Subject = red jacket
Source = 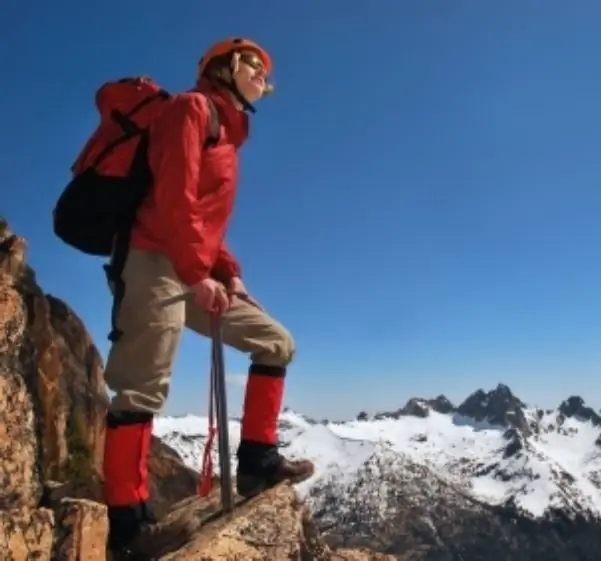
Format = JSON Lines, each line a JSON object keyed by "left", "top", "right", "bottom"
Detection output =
{"left": 130, "top": 80, "right": 248, "bottom": 287}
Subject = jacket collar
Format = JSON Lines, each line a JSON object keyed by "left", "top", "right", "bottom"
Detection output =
{"left": 193, "top": 78, "right": 249, "bottom": 148}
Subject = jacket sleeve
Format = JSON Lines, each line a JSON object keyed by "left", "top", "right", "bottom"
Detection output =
{"left": 211, "top": 242, "right": 242, "bottom": 284}
{"left": 148, "top": 94, "right": 232, "bottom": 287}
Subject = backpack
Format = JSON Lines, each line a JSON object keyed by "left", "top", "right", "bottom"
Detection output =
{"left": 52, "top": 76, "right": 221, "bottom": 341}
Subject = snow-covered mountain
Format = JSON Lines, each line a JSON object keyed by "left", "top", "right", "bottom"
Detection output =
{"left": 154, "top": 384, "right": 601, "bottom": 560}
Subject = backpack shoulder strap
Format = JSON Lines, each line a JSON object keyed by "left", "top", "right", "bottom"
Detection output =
{"left": 204, "top": 98, "right": 220, "bottom": 148}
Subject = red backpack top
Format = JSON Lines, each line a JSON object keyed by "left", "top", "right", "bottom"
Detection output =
{"left": 72, "top": 77, "right": 168, "bottom": 177}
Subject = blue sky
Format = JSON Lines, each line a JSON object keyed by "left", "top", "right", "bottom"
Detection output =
{"left": 2, "top": 1, "right": 601, "bottom": 420}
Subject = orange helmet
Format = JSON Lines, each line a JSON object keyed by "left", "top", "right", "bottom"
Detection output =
{"left": 198, "top": 37, "right": 272, "bottom": 76}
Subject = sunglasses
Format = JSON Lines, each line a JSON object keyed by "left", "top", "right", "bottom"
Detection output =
{"left": 239, "top": 53, "right": 265, "bottom": 72}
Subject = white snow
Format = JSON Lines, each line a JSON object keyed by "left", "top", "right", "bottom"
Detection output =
{"left": 153, "top": 404, "right": 601, "bottom": 519}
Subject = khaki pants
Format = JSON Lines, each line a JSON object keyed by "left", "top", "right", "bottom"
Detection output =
{"left": 104, "top": 249, "right": 295, "bottom": 414}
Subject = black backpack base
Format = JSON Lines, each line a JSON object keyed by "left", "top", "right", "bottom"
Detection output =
{"left": 53, "top": 167, "right": 151, "bottom": 258}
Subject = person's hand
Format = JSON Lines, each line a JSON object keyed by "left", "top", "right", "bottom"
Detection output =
{"left": 191, "top": 278, "right": 230, "bottom": 315}
{"left": 228, "top": 276, "right": 264, "bottom": 310}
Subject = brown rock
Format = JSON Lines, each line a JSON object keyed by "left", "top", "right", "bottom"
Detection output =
{"left": 42, "top": 479, "right": 104, "bottom": 507}
{"left": 45, "top": 294, "right": 108, "bottom": 476}
{"left": 0, "top": 220, "right": 108, "bottom": 501}
{"left": 53, "top": 498, "right": 108, "bottom": 561}
{"left": 153, "top": 482, "right": 390, "bottom": 561}
{"left": 0, "top": 508, "right": 54, "bottom": 560}
{"left": 0, "top": 218, "right": 108, "bottom": 560}
{"left": 154, "top": 482, "right": 316, "bottom": 560}
{"left": 30, "top": 285, "right": 70, "bottom": 481}
{"left": 0, "top": 266, "right": 44, "bottom": 511}
{"left": 0, "top": 221, "right": 28, "bottom": 279}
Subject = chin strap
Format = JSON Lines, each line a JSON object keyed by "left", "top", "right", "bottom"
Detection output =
{"left": 216, "top": 75, "right": 256, "bottom": 114}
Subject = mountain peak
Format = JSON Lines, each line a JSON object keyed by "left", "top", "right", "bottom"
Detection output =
{"left": 493, "top": 382, "right": 516, "bottom": 398}
{"left": 373, "top": 398, "right": 429, "bottom": 420}
{"left": 371, "top": 394, "right": 456, "bottom": 421}
{"left": 427, "top": 394, "right": 455, "bottom": 414}
{"left": 558, "top": 395, "right": 601, "bottom": 427}
{"left": 457, "top": 383, "right": 530, "bottom": 435}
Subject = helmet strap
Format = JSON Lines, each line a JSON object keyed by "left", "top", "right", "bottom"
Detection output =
{"left": 216, "top": 75, "right": 256, "bottom": 114}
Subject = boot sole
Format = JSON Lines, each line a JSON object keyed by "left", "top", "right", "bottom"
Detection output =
{"left": 237, "top": 470, "right": 314, "bottom": 499}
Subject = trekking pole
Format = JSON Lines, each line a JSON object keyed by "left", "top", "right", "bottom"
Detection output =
{"left": 210, "top": 314, "right": 235, "bottom": 517}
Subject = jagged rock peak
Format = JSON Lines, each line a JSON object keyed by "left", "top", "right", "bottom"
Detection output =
{"left": 457, "top": 383, "right": 530, "bottom": 435}
{"left": 559, "top": 395, "right": 601, "bottom": 427}
{"left": 356, "top": 410, "right": 369, "bottom": 421}
{"left": 373, "top": 397, "right": 430, "bottom": 420}
{"left": 427, "top": 394, "right": 455, "bottom": 414}
{"left": 400, "top": 398, "right": 430, "bottom": 418}
{"left": 366, "top": 394, "right": 456, "bottom": 421}
{"left": 502, "top": 427, "right": 525, "bottom": 459}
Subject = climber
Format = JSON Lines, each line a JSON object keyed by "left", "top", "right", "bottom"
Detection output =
{"left": 101, "top": 37, "right": 315, "bottom": 556}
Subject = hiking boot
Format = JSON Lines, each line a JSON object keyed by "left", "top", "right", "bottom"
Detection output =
{"left": 236, "top": 454, "right": 315, "bottom": 498}
{"left": 108, "top": 501, "right": 200, "bottom": 561}
{"left": 107, "top": 501, "right": 153, "bottom": 558}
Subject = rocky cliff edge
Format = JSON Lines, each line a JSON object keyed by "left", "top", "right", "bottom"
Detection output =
{"left": 0, "top": 218, "right": 392, "bottom": 561}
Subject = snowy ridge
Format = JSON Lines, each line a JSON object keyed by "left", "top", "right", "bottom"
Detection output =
{"left": 153, "top": 386, "right": 601, "bottom": 522}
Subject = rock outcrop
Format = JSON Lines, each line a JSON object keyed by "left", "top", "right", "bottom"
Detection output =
{"left": 0, "top": 218, "right": 388, "bottom": 560}
{"left": 0, "top": 217, "right": 109, "bottom": 560}
{"left": 372, "top": 395, "right": 455, "bottom": 421}
{"left": 154, "top": 482, "right": 395, "bottom": 561}
{"left": 558, "top": 395, "right": 601, "bottom": 427}
{"left": 456, "top": 383, "right": 532, "bottom": 436}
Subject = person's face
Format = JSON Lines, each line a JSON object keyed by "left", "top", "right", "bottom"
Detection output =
{"left": 233, "top": 51, "right": 268, "bottom": 103}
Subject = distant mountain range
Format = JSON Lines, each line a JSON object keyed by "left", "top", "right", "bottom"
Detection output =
{"left": 154, "top": 383, "right": 601, "bottom": 560}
